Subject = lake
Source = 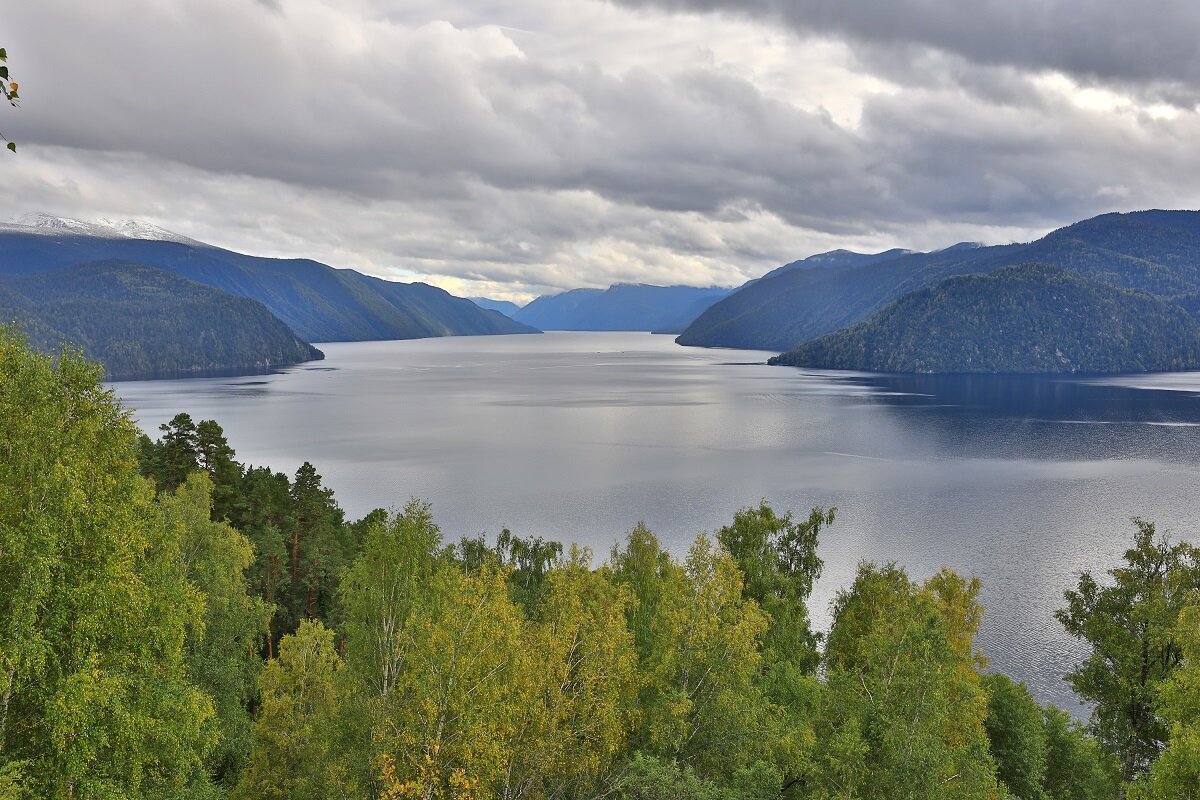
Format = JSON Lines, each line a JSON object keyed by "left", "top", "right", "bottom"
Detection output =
{"left": 113, "top": 332, "right": 1200, "bottom": 712}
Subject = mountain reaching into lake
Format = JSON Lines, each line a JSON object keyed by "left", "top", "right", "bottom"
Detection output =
{"left": 680, "top": 210, "right": 1200, "bottom": 352}
{"left": 0, "top": 215, "right": 537, "bottom": 342}
{"left": 0, "top": 261, "right": 323, "bottom": 380}
{"left": 677, "top": 245, "right": 1006, "bottom": 350}
{"left": 512, "top": 283, "right": 731, "bottom": 331}
{"left": 469, "top": 297, "right": 523, "bottom": 317}
{"left": 769, "top": 264, "right": 1200, "bottom": 374}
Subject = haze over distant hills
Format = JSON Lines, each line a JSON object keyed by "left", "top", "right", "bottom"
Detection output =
{"left": 0, "top": 215, "right": 537, "bottom": 343}
{"left": 681, "top": 210, "right": 1200, "bottom": 373}
{"left": 512, "top": 283, "right": 732, "bottom": 332}
{"left": 469, "top": 297, "right": 523, "bottom": 318}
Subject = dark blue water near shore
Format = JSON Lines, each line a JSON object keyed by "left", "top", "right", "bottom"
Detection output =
{"left": 113, "top": 333, "right": 1200, "bottom": 714}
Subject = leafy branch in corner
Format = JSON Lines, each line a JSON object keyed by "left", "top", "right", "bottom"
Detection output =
{"left": 1, "top": 48, "right": 19, "bottom": 152}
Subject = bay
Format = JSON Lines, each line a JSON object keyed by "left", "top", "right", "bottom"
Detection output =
{"left": 113, "top": 331, "right": 1200, "bottom": 712}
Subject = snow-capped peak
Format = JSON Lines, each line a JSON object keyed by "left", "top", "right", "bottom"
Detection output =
{"left": 10, "top": 213, "right": 104, "bottom": 234}
{"left": 95, "top": 218, "right": 201, "bottom": 244}
{"left": 2, "top": 213, "right": 202, "bottom": 245}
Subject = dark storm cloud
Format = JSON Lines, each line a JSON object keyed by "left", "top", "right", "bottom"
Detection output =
{"left": 612, "top": 0, "right": 1200, "bottom": 103}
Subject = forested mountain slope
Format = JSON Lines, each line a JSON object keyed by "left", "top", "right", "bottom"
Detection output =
{"left": 0, "top": 261, "right": 323, "bottom": 380}
{"left": 770, "top": 264, "right": 1200, "bottom": 374}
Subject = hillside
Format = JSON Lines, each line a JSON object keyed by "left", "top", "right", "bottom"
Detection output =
{"left": 679, "top": 210, "right": 1200, "bottom": 351}
{"left": 0, "top": 216, "right": 538, "bottom": 342}
{"left": 678, "top": 243, "right": 1022, "bottom": 350}
{"left": 769, "top": 264, "right": 1200, "bottom": 374}
{"left": 512, "top": 283, "right": 731, "bottom": 331}
{"left": 0, "top": 261, "right": 324, "bottom": 380}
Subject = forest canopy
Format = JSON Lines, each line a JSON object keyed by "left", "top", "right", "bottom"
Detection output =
{"left": 1, "top": 330, "right": 1197, "bottom": 799}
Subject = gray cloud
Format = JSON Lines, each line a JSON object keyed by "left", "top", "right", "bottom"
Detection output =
{"left": 611, "top": 0, "right": 1200, "bottom": 104}
{"left": 5, "top": 0, "right": 1200, "bottom": 301}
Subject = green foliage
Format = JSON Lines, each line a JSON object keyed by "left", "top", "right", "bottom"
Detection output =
{"left": 0, "top": 261, "right": 323, "bottom": 380}
{"left": 354, "top": 555, "right": 529, "bottom": 797}
{"left": 233, "top": 620, "right": 353, "bottom": 800}
{"left": 1056, "top": 520, "right": 1200, "bottom": 783}
{"left": 618, "top": 753, "right": 781, "bottom": 800}
{"left": 495, "top": 528, "right": 563, "bottom": 615}
{"left": 140, "top": 421, "right": 357, "bottom": 655}
{"left": 197, "top": 419, "right": 244, "bottom": 521}
{"left": 160, "top": 474, "right": 273, "bottom": 789}
{"left": 0, "top": 335, "right": 1172, "bottom": 799}
{"left": 1041, "top": 707, "right": 1120, "bottom": 800}
{"left": 1129, "top": 604, "right": 1200, "bottom": 800}
{"left": 508, "top": 546, "right": 640, "bottom": 797}
{"left": 0, "top": 329, "right": 214, "bottom": 797}
{"left": 152, "top": 412, "right": 201, "bottom": 491}
{"left": 771, "top": 264, "right": 1200, "bottom": 374}
{"left": 983, "top": 673, "right": 1049, "bottom": 800}
{"left": 288, "top": 462, "right": 349, "bottom": 627}
{"left": 340, "top": 500, "right": 444, "bottom": 704}
{"left": 716, "top": 504, "right": 833, "bottom": 796}
{"left": 450, "top": 528, "right": 564, "bottom": 616}
{"left": 236, "top": 466, "right": 295, "bottom": 653}
{"left": 614, "top": 528, "right": 773, "bottom": 777}
{"left": 717, "top": 502, "right": 833, "bottom": 673}
{"left": 813, "top": 563, "right": 1000, "bottom": 799}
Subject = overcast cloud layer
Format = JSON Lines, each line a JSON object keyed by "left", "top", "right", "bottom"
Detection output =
{"left": 5, "top": 0, "right": 1200, "bottom": 300}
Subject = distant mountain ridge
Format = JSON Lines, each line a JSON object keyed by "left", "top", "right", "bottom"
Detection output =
{"left": 679, "top": 210, "right": 1200, "bottom": 354}
{"left": 0, "top": 261, "right": 323, "bottom": 380}
{"left": 469, "top": 297, "right": 523, "bottom": 318}
{"left": 0, "top": 216, "right": 538, "bottom": 343}
{"left": 754, "top": 247, "right": 917, "bottom": 284}
{"left": 513, "top": 283, "right": 732, "bottom": 331}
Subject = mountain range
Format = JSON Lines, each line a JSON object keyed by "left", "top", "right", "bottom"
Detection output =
{"left": 0, "top": 215, "right": 536, "bottom": 343}
{"left": 510, "top": 283, "right": 732, "bottom": 332}
{"left": 679, "top": 212, "right": 1200, "bottom": 351}
{"left": 469, "top": 297, "right": 523, "bottom": 317}
{"left": 0, "top": 216, "right": 537, "bottom": 379}
{"left": 9, "top": 209, "right": 1200, "bottom": 379}
{"left": 681, "top": 209, "right": 1200, "bottom": 374}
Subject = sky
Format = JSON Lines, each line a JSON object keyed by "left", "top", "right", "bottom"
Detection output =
{"left": 6, "top": 0, "right": 1200, "bottom": 301}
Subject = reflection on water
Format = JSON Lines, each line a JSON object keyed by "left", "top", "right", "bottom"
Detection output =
{"left": 857, "top": 371, "right": 1200, "bottom": 423}
{"left": 113, "top": 333, "right": 1200, "bottom": 714}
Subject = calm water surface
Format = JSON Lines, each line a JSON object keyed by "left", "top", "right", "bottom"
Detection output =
{"left": 114, "top": 332, "right": 1200, "bottom": 712}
